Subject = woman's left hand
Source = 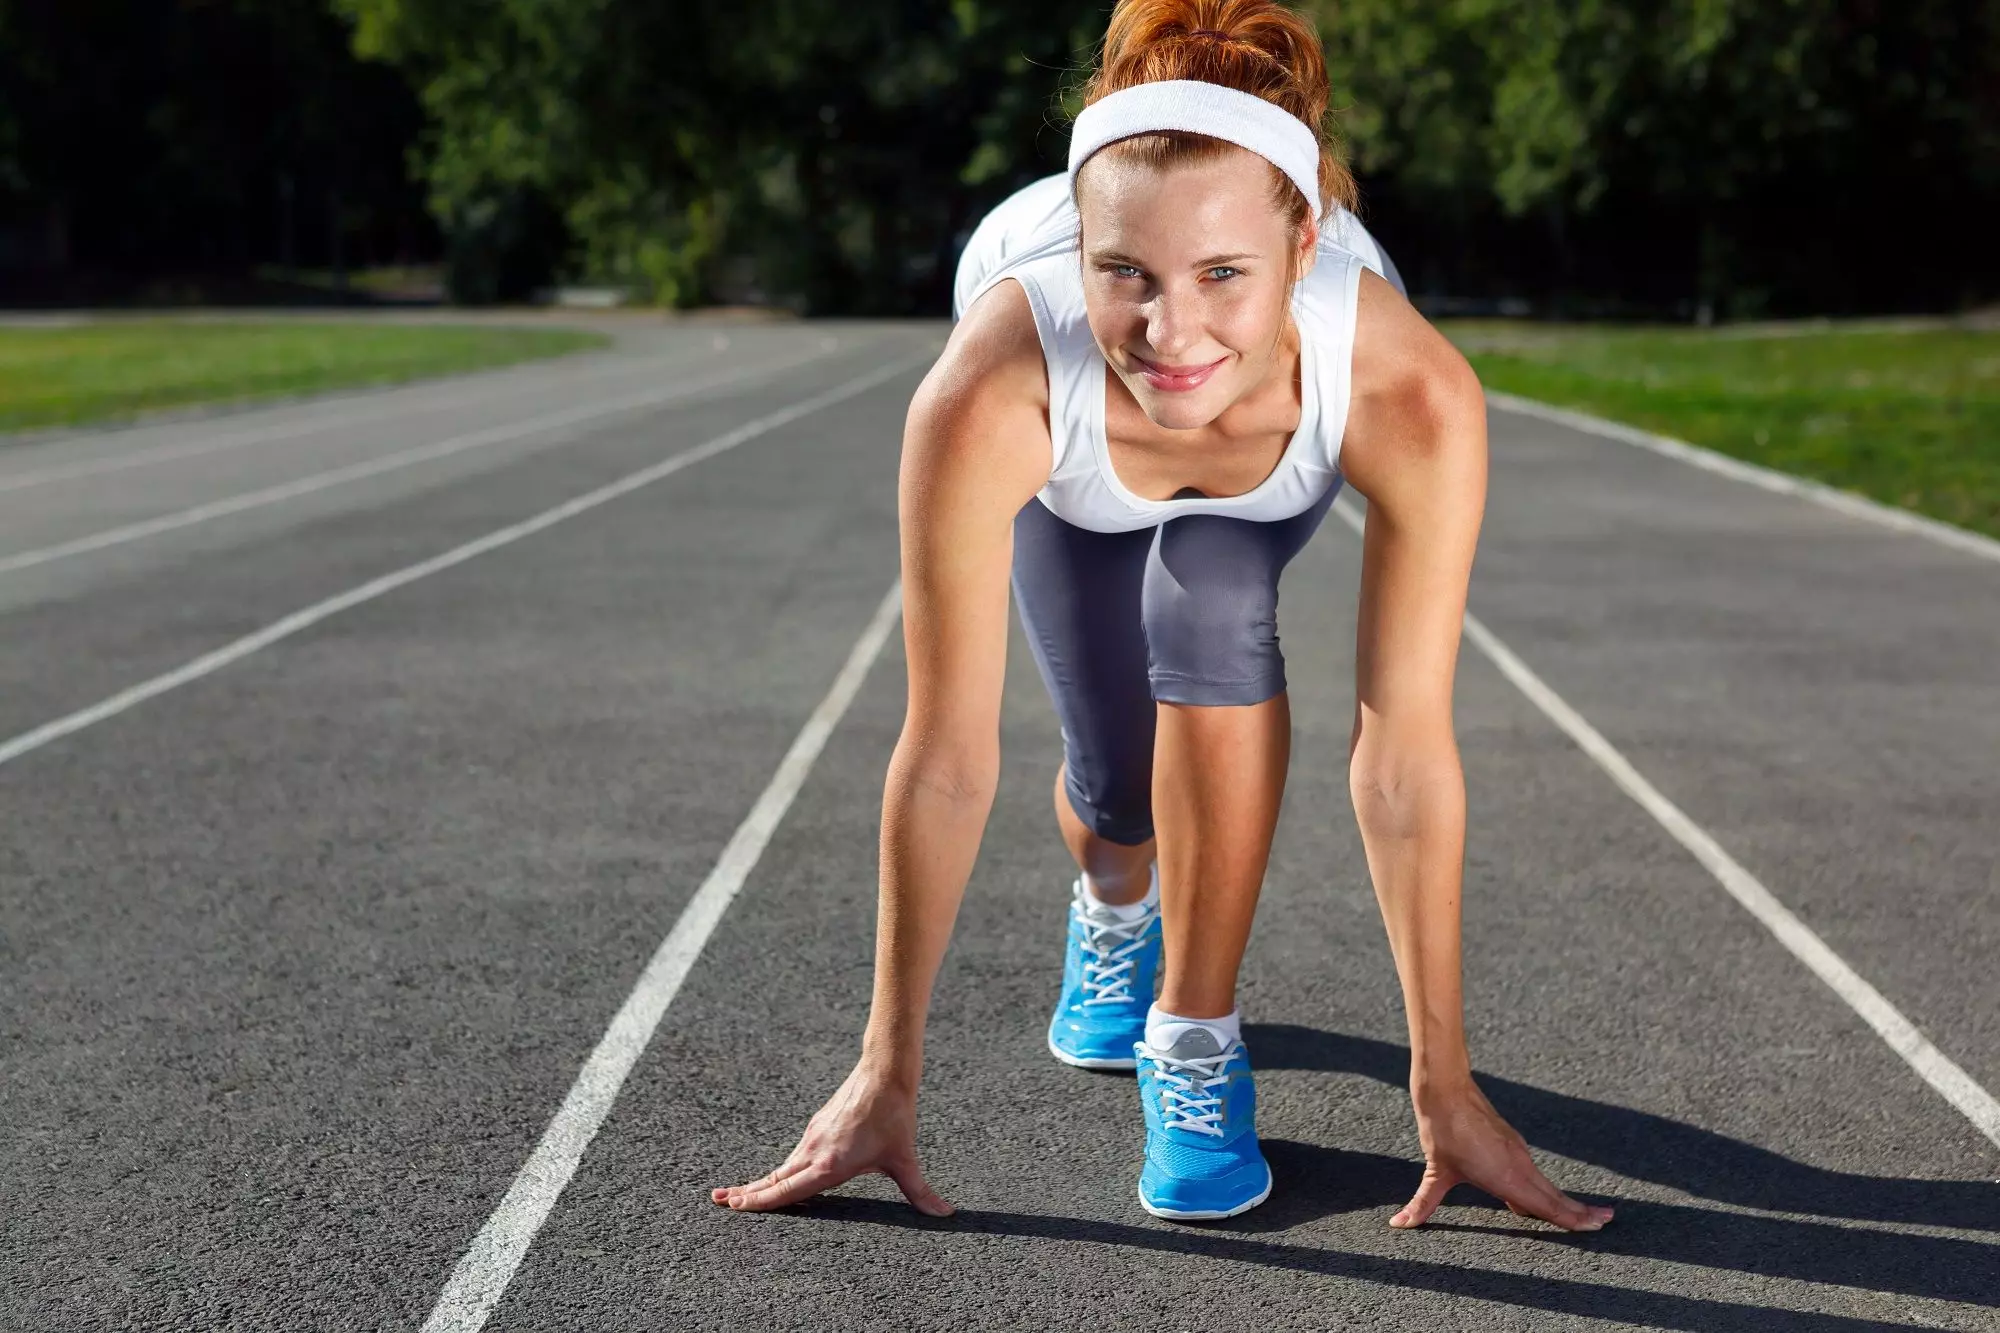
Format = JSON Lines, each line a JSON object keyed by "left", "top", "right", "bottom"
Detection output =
{"left": 1392, "top": 1081, "right": 1615, "bottom": 1231}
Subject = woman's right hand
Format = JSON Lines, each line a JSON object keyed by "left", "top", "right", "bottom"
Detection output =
{"left": 709, "top": 1063, "right": 953, "bottom": 1216}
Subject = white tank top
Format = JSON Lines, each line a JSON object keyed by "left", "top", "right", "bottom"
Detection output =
{"left": 952, "top": 173, "right": 1386, "bottom": 534}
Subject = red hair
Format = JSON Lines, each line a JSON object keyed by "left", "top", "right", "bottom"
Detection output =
{"left": 1078, "top": 0, "right": 1357, "bottom": 231}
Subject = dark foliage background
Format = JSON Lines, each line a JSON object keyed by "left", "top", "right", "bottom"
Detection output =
{"left": 3, "top": 0, "right": 1996, "bottom": 315}
{"left": 0, "top": 0, "right": 433, "bottom": 302}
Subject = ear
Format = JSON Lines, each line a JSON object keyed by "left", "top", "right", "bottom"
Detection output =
{"left": 1293, "top": 215, "right": 1321, "bottom": 283}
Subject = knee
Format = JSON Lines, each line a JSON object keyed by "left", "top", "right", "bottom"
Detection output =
{"left": 1143, "top": 536, "right": 1286, "bottom": 706}
{"left": 1064, "top": 762, "right": 1155, "bottom": 846}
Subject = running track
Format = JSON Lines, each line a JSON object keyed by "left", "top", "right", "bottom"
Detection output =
{"left": 2, "top": 317, "right": 1995, "bottom": 1331}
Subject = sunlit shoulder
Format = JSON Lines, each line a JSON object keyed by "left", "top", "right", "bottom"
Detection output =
{"left": 1340, "top": 269, "right": 1488, "bottom": 502}
{"left": 901, "top": 277, "right": 1053, "bottom": 504}
{"left": 911, "top": 277, "right": 1047, "bottom": 434}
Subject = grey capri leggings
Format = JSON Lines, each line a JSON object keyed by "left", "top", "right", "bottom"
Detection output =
{"left": 1011, "top": 479, "right": 1340, "bottom": 846}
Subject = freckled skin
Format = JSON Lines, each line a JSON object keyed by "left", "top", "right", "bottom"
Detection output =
{"left": 1075, "top": 148, "right": 1316, "bottom": 434}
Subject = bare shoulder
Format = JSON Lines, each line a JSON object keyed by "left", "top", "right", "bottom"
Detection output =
{"left": 898, "top": 277, "right": 1052, "bottom": 528}
{"left": 908, "top": 278, "right": 1049, "bottom": 470}
{"left": 1340, "top": 270, "right": 1486, "bottom": 498}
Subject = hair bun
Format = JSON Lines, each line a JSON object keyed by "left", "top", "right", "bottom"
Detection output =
{"left": 1109, "top": 0, "right": 1318, "bottom": 80}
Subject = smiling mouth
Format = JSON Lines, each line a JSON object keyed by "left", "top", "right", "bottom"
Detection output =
{"left": 1131, "top": 353, "right": 1227, "bottom": 392}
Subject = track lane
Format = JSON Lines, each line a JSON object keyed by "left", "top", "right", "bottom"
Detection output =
{"left": 0, "top": 326, "right": 878, "bottom": 614}
{"left": 2, "top": 329, "right": 1992, "bottom": 1331}
{"left": 0, "top": 339, "right": 932, "bottom": 1331}
{"left": 481, "top": 506, "right": 1995, "bottom": 1329}
{"left": 476, "top": 384, "right": 1996, "bottom": 1330}
{"left": 0, "top": 337, "right": 922, "bottom": 740}
{"left": 0, "top": 319, "right": 793, "bottom": 487}
{"left": 1466, "top": 405, "right": 2000, "bottom": 1103}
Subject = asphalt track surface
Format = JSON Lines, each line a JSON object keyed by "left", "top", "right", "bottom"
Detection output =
{"left": 2, "top": 316, "right": 1995, "bottom": 1331}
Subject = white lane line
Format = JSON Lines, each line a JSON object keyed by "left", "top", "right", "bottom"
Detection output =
{"left": 1486, "top": 390, "right": 2000, "bottom": 566}
{"left": 0, "top": 347, "right": 843, "bottom": 576}
{"left": 0, "top": 340, "right": 733, "bottom": 494}
{"left": 0, "top": 349, "right": 933, "bottom": 771}
{"left": 420, "top": 580, "right": 904, "bottom": 1333}
{"left": 1331, "top": 495, "right": 2000, "bottom": 1151}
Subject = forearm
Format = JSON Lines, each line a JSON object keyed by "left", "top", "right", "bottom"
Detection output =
{"left": 859, "top": 736, "right": 997, "bottom": 1091}
{"left": 1349, "top": 741, "right": 1474, "bottom": 1099}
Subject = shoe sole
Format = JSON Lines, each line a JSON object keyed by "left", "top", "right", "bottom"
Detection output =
{"left": 1137, "top": 1170, "right": 1274, "bottom": 1222}
{"left": 1047, "top": 1031, "right": 1138, "bottom": 1071}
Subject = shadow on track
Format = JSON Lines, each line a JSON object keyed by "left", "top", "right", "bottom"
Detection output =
{"left": 802, "top": 1195, "right": 1944, "bottom": 1332}
{"left": 1247, "top": 1142, "right": 1996, "bottom": 1308}
{"left": 1246, "top": 1023, "right": 1999, "bottom": 1236}
{"left": 763, "top": 1024, "right": 1998, "bottom": 1319}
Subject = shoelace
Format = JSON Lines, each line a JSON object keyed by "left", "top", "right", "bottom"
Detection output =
{"left": 1073, "top": 898, "right": 1156, "bottom": 1007}
{"left": 1147, "top": 1045, "right": 1238, "bottom": 1137}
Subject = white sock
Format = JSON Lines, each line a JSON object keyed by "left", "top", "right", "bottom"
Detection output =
{"left": 1145, "top": 1003, "right": 1241, "bottom": 1053}
{"left": 1080, "top": 862, "right": 1159, "bottom": 921}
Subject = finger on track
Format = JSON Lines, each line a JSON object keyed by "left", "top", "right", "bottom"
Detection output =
{"left": 715, "top": 1158, "right": 811, "bottom": 1200}
{"left": 882, "top": 1155, "right": 954, "bottom": 1218}
{"left": 1389, "top": 1168, "right": 1456, "bottom": 1228}
{"left": 721, "top": 1165, "right": 843, "bottom": 1212}
{"left": 1506, "top": 1174, "right": 1613, "bottom": 1232}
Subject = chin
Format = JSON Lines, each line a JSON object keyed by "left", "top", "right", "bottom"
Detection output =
{"left": 1141, "top": 397, "right": 1219, "bottom": 430}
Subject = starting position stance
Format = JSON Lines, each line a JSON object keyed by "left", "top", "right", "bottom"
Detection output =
{"left": 716, "top": 0, "right": 1614, "bottom": 1229}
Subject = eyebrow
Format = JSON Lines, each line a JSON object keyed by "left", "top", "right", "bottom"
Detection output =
{"left": 1087, "top": 249, "right": 1262, "bottom": 269}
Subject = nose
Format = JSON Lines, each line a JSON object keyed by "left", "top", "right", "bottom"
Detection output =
{"left": 1144, "top": 287, "right": 1197, "bottom": 360}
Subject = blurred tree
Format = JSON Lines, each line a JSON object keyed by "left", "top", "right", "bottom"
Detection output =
{"left": 339, "top": 0, "right": 1104, "bottom": 310}
{"left": 336, "top": 0, "right": 599, "bottom": 301}
{"left": 344, "top": 0, "right": 1997, "bottom": 314}
{"left": 1316, "top": 0, "right": 2000, "bottom": 316}
{"left": 4, "top": 0, "right": 1991, "bottom": 313}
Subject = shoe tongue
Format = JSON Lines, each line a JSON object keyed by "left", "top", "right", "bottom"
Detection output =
{"left": 1155, "top": 1025, "right": 1224, "bottom": 1060}
{"left": 1078, "top": 884, "right": 1151, "bottom": 925}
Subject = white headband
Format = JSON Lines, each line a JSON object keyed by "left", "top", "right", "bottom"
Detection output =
{"left": 1067, "top": 79, "right": 1323, "bottom": 220}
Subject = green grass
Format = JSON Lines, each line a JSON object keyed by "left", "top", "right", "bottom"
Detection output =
{"left": 0, "top": 321, "right": 610, "bottom": 434}
{"left": 1440, "top": 322, "right": 2000, "bottom": 540}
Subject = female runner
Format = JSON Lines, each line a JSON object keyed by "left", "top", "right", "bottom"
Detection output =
{"left": 714, "top": 0, "right": 1613, "bottom": 1229}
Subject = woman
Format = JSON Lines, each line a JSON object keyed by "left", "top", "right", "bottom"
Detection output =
{"left": 714, "top": 0, "right": 1613, "bottom": 1229}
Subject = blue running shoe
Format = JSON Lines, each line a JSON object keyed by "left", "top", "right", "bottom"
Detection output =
{"left": 1133, "top": 1027, "right": 1272, "bottom": 1220}
{"left": 1046, "top": 875, "right": 1162, "bottom": 1070}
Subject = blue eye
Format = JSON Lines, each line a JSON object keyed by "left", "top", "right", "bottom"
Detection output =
{"left": 1207, "top": 266, "right": 1241, "bottom": 281}
{"left": 1109, "top": 264, "right": 1143, "bottom": 280}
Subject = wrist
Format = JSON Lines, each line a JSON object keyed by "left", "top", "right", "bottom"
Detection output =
{"left": 1408, "top": 1050, "right": 1474, "bottom": 1108}
{"left": 858, "top": 1031, "right": 923, "bottom": 1095}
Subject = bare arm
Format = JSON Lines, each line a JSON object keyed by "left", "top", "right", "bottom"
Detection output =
{"left": 865, "top": 289, "right": 1052, "bottom": 1090}
{"left": 714, "top": 282, "right": 1050, "bottom": 1215}
{"left": 1340, "top": 272, "right": 1487, "bottom": 1096}
{"left": 1340, "top": 271, "right": 1613, "bottom": 1232}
